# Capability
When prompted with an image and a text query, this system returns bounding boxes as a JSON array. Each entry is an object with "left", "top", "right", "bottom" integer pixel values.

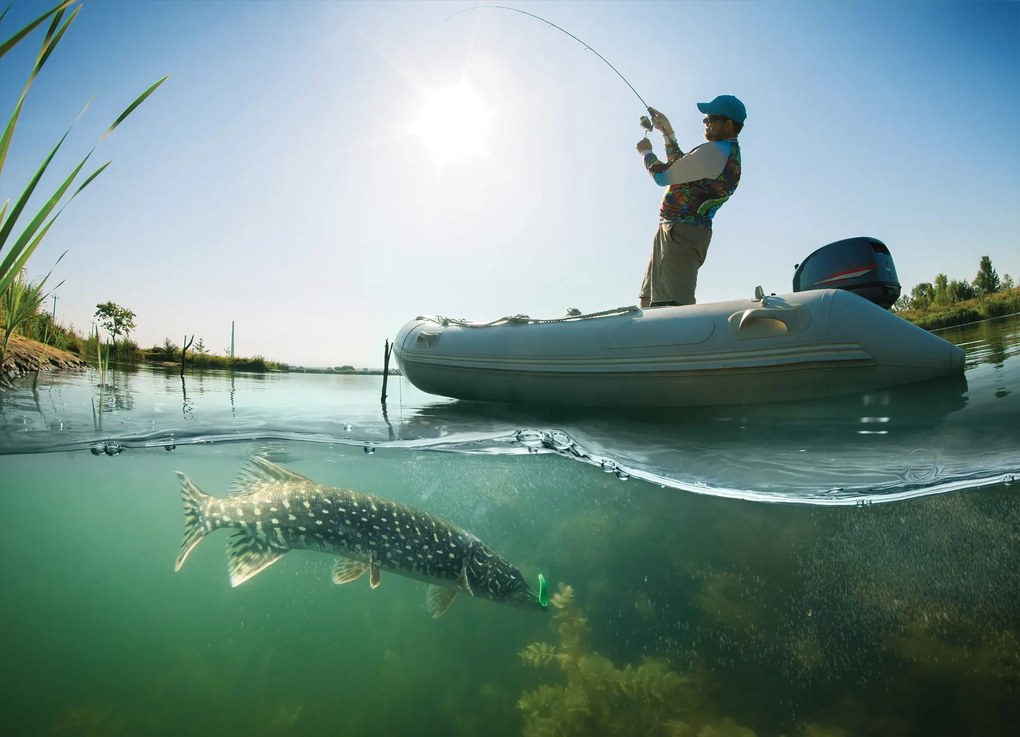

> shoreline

[
  {"left": 1, "top": 334, "right": 88, "bottom": 388},
  {"left": 0, "top": 335, "right": 398, "bottom": 387}
]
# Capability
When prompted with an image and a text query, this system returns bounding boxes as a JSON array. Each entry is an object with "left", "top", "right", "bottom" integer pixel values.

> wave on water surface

[
  {"left": 16, "top": 416, "right": 1018, "bottom": 507},
  {"left": 2, "top": 313, "right": 1019, "bottom": 506}
]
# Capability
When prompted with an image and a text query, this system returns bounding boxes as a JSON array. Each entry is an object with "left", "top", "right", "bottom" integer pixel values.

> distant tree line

[
  {"left": 86, "top": 301, "right": 284, "bottom": 371},
  {"left": 894, "top": 255, "right": 1016, "bottom": 312}
]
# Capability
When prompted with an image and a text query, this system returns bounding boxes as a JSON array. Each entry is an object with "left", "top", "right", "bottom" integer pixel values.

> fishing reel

[{"left": 640, "top": 115, "right": 653, "bottom": 134}]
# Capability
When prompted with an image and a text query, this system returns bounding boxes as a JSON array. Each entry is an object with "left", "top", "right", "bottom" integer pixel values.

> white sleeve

[{"left": 652, "top": 141, "right": 730, "bottom": 187}]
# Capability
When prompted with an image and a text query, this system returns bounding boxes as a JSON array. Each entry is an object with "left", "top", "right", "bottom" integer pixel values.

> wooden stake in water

[
  {"left": 381, "top": 339, "right": 392, "bottom": 405},
  {"left": 180, "top": 334, "right": 194, "bottom": 377}
]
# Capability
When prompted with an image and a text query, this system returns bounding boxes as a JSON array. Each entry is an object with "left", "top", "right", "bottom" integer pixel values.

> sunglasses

[{"left": 703, "top": 115, "right": 730, "bottom": 124}]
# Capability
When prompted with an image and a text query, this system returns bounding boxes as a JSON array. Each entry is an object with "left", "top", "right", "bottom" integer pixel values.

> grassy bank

[
  {"left": 0, "top": 316, "right": 289, "bottom": 374},
  {"left": 1, "top": 315, "right": 398, "bottom": 375},
  {"left": 140, "top": 342, "right": 286, "bottom": 372},
  {"left": 894, "top": 287, "right": 1020, "bottom": 330}
]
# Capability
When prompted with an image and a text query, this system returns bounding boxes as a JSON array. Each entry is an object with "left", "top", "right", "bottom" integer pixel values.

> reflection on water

[
  {"left": 2, "top": 320, "right": 1019, "bottom": 499},
  {"left": 3, "top": 315, "right": 1017, "bottom": 504}
]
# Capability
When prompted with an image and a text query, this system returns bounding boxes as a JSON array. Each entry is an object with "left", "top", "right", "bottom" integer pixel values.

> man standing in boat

[{"left": 636, "top": 95, "right": 745, "bottom": 308}]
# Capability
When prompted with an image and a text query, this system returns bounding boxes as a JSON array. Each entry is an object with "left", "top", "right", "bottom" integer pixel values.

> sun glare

[{"left": 413, "top": 85, "right": 493, "bottom": 164}]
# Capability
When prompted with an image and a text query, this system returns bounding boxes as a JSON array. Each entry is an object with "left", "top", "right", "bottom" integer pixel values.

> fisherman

[{"left": 635, "top": 95, "right": 745, "bottom": 308}]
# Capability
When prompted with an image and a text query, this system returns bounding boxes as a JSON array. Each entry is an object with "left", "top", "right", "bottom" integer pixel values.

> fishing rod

[{"left": 449, "top": 5, "right": 656, "bottom": 133}]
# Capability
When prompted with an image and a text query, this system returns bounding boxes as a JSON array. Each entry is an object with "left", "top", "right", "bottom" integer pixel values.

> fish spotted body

[{"left": 174, "top": 457, "right": 544, "bottom": 617}]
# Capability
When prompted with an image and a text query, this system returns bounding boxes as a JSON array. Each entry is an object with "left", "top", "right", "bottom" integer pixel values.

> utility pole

[
  {"left": 51, "top": 293, "right": 59, "bottom": 321},
  {"left": 230, "top": 320, "right": 235, "bottom": 359}
]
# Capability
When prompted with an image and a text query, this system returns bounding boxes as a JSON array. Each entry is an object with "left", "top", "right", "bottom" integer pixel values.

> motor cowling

[{"left": 793, "top": 237, "right": 901, "bottom": 309}]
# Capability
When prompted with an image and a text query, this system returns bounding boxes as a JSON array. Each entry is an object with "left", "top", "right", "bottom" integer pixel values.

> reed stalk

[
  {"left": 91, "top": 323, "right": 109, "bottom": 429},
  {"left": 1, "top": 1, "right": 167, "bottom": 309}
]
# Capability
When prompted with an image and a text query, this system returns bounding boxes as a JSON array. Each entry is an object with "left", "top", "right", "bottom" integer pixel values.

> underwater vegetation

[
  {"left": 517, "top": 583, "right": 861, "bottom": 737},
  {"left": 51, "top": 704, "right": 126, "bottom": 736},
  {"left": 517, "top": 583, "right": 757, "bottom": 737}
]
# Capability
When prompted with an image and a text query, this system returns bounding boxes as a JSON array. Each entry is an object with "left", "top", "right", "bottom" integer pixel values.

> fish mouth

[
  {"left": 516, "top": 572, "right": 549, "bottom": 611},
  {"left": 504, "top": 586, "right": 548, "bottom": 611}
]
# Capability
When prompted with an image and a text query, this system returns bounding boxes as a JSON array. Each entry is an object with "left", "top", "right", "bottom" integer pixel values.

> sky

[{"left": 2, "top": 0, "right": 1018, "bottom": 368}]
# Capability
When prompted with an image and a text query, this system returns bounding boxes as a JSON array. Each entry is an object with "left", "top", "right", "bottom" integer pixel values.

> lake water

[{"left": 1, "top": 314, "right": 1018, "bottom": 737}]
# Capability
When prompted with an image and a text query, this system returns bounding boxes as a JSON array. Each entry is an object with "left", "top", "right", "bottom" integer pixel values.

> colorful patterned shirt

[{"left": 642, "top": 138, "right": 741, "bottom": 230}]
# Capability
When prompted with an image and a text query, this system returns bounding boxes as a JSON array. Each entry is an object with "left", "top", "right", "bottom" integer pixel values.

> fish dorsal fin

[
  {"left": 426, "top": 585, "right": 458, "bottom": 619},
  {"left": 332, "top": 558, "right": 369, "bottom": 585},
  {"left": 230, "top": 456, "right": 314, "bottom": 497},
  {"left": 225, "top": 529, "right": 286, "bottom": 587}
]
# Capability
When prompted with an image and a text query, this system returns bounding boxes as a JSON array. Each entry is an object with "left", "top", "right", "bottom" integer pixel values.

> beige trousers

[{"left": 639, "top": 222, "right": 712, "bottom": 306}]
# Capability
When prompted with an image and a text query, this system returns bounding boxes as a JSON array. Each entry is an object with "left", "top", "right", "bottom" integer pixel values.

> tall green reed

[
  {"left": 0, "top": 1, "right": 167, "bottom": 341},
  {"left": 0, "top": 254, "right": 64, "bottom": 366},
  {"left": 90, "top": 323, "right": 109, "bottom": 429}
]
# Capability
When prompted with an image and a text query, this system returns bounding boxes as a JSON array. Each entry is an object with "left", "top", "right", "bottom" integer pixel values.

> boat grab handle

[
  {"left": 416, "top": 331, "right": 441, "bottom": 347},
  {"left": 737, "top": 308, "right": 793, "bottom": 333}
]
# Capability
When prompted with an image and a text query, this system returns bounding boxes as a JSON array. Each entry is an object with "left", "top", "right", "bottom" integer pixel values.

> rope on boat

[{"left": 415, "top": 305, "right": 641, "bottom": 328}]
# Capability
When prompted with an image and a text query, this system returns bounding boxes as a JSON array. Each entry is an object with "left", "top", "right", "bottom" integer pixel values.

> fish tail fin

[{"left": 175, "top": 472, "right": 211, "bottom": 572}]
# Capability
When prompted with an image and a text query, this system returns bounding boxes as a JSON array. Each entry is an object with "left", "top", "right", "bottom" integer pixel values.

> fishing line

[{"left": 448, "top": 5, "right": 651, "bottom": 111}]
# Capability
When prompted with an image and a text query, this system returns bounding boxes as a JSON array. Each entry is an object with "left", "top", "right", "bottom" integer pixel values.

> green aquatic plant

[
  {"left": 516, "top": 584, "right": 785, "bottom": 737},
  {"left": 90, "top": 323, "right": 110, "bottom": 428},
  {"left": 800, "top": 725, "right": 847, "bottom": 737},
  {"left": 518, "top": 583, "right": 712, "bottom": 737},
  {"left": 0, "top": 1, "right": 167, "bottom": 313},
  {"left": 51, "top": 703, "right": 126, "bottom": 736},
  {"left": 0, "top": 258, "right": 62, "bottom": 369}
]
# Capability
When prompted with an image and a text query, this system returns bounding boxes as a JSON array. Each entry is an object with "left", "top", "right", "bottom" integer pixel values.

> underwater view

[{"left": 1, "top": 314, "right": 1018, "bottom": 737}]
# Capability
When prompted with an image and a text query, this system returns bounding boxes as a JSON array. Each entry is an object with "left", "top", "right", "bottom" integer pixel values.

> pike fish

[{"left": 174, "top": 457, "right": 545, "bottom": 617}]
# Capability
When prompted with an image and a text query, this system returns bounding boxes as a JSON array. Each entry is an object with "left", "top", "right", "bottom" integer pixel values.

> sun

[{"left": 412, "top": 84, "right": 493, "bottom": 164}]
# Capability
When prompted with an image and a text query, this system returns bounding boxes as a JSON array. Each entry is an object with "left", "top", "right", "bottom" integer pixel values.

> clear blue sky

[{"left": 3, "top": 0, "right": 1018, "bottom": 368}]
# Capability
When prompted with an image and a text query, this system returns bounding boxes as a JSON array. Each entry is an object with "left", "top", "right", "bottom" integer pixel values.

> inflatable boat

[{"left": 393, "top": 238, "right": 966, "bottom": 408}]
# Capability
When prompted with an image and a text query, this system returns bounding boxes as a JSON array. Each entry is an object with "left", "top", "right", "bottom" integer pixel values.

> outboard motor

[{"left": 793, "top": 236, "right": 901, "bottom": 309}]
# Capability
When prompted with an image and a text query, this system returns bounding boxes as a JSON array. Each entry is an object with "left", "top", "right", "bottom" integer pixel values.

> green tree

[
  {"left": 95, "top": 301, "right": 136, "bottom": 345},
  {"left": 162, "top": 337, "right": 179, "bottom": 358},
  {"left": 932, "top": 273, "right": 950, "bottom": 306},
  {"left": 909, "top": 282, "right": 935, "bottom": 310},
  {"left": 972, "top": 255, "right": 1001, "bottom": 296},
  {"left": 947, "top": 279, "right": 976, "bottom": 303},
  {"left": 1003, "top": 273, "right": 1016, "bottom": 291}
]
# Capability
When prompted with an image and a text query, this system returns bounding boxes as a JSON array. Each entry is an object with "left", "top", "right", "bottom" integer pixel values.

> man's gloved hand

[{"left": 636, "top": 138, "right": 653, "bottom": 155}]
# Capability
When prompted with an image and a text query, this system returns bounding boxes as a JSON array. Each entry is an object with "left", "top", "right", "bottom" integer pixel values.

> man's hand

[
  {"left": 647, "top": 106, "right": 674, "bottom": 138},
  {"left": 636, "top": 138, "right": 653, "bottom": 155}
]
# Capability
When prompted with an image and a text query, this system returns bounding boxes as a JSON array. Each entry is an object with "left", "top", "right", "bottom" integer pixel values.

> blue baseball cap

[{"left": 697, "top": 95, "right": 747, "bottom": 123}]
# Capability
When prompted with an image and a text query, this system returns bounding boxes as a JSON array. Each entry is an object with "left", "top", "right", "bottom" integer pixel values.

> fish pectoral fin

[
  {"left": 425, "top": 585, "right": 458, "bottom": 619},
  {"left": 225, "top": 530, "right": 287, "bottom": 587},
  {"left": 331, "top": 558, "right": 369, "bottom": 585},
  {"left": 457, "top": 566, "right": 474, "bottom": 596},
  {"left": 370, "top": 561, "right": 381, "bottom": 589}
]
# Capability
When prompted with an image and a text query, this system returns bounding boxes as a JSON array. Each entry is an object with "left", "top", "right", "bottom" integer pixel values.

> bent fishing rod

[{"left": 449, "top": 5, "right": 657, "bottom": 133}]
